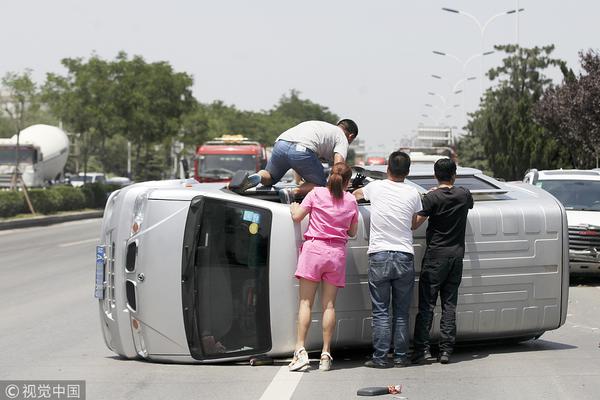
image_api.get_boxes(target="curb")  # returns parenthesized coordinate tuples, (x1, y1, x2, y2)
(0, 210, 104, 231)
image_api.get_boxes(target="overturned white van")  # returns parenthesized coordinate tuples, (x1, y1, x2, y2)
(96, 165, 569, 363)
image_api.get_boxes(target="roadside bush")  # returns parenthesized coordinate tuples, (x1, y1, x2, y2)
(0, 191, 24, 218)
(81, 183, 114, 209)
(50, 185, 86, 211)
(27, 188, 63, 214)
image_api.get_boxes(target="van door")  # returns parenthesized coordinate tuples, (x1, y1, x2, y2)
(181, 196, 273, 360)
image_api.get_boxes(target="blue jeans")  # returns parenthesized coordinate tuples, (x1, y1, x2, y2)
(368, 251, 415, 363)
(265, 140, 327, 186)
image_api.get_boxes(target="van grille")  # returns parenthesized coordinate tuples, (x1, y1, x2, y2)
(103, 241, 116, 313)
(569, 226, 600, 250)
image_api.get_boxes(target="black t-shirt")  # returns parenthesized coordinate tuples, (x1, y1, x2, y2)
(418, 186, 474, 258)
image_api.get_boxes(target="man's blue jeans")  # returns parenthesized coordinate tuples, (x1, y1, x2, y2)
(368, 251, 415, 364)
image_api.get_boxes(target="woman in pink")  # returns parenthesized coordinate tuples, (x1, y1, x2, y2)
(288, 162, 358, 371)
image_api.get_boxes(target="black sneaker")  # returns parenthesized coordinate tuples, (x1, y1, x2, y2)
(364, 359, 391, 369)
(278, 188, 294, 204)
(411, 349, 433, 364)
(438, 351, 450, 364)
(229, 171, 261, 193)
(394, 358, 411, 368)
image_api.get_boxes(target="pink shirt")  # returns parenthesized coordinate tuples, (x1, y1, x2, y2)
(300, 187, 359, 242)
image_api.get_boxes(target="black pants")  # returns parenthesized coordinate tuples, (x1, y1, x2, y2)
(413, 256, 463, 354)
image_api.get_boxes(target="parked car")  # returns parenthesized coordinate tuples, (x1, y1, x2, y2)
(95, 165, 569, 363)
(69, 172, 106, 187)
(106, 176, 133, 187)
(524, 169, 600, 275)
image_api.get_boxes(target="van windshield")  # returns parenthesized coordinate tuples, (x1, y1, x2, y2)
(198, 154, 257, 179)
(538, 180, 600, 211)
(182, 197, 272, 359)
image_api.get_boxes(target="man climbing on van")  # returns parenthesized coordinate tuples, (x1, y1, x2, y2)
(353, 151, 422, 368)
(229, 119, 358, 203)
(411, 158, 473, 365)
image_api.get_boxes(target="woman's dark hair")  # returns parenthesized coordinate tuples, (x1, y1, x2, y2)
(327, 162, 352, 200)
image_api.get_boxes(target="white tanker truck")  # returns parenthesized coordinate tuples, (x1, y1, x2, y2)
(0, 124, 69, 187)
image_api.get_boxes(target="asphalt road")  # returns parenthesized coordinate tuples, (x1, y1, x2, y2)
(1, 219, 599, 400)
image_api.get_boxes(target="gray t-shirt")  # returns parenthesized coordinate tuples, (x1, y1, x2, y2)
(276, 121, 349, 161)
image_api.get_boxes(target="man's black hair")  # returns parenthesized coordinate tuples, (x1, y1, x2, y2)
(388, 151, 410, 177)
(337, 119, 359, 136)
(434, 158, 457, 182)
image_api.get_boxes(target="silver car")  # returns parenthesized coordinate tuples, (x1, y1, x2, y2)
(96, 165, 569, 363)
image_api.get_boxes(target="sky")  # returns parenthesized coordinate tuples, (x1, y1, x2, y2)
(1, 0, 598, 152)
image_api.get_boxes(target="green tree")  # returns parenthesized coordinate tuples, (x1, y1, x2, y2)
(535, 49, 600, 168)
(271, 89, 339, 124)
(44, 56, 116, 176)
(455, 133, 491, 175)
(111, 52, 194, 180)
(1, 70, 39, 135)
(466, 45, 571, 180)
(44, 53, 194, 180)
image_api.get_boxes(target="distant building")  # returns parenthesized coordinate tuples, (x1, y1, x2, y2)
(350, 137, 366, 164)
(416, 126, 453, 147)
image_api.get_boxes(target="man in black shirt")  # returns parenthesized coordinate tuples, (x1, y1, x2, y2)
(412, 158, 473, 364)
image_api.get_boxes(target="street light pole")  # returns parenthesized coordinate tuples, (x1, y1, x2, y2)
(441, 7, 524, 93)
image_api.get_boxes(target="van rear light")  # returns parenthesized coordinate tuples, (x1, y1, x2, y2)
(126, 280, 137, 311)
(126, 242, 137, 272)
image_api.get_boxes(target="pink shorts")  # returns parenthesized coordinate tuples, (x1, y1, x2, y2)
(294, 238, 347, 288)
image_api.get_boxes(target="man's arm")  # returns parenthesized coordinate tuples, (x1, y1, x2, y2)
(412, 214, 428, 230)
(353, 188, 364, 201)
(333, 152, 345, 164)
(347, 221, 358, 237)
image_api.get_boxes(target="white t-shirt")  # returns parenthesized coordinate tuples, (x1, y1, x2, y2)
(362, 179, 423, 255)
(276, 121, 349, 161)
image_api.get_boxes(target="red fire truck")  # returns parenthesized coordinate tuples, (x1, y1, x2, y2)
(194, 135, 267, 183)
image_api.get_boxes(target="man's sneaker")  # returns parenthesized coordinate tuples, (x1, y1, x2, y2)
(394, 358, 411, 368)
(278, 188, 294, 204)
(288, 347, 310, 371)
(229, 171, 261, 193)
(319, 352, 333, 371)
(438, 351, 450, 364)
(411, 349, 433, 364)
(364, 359, 391, 369)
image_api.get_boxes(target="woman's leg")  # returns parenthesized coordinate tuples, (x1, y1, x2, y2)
(320, 281, 339, 354)
(295, 278, 320, 351)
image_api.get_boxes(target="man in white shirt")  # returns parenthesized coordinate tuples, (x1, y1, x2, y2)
(229, 119, 358, 203)
(353, 151, 422, 368)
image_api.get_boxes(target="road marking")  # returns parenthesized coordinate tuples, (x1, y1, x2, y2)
(59, 238, 98, 247)
(259, 366, 304, 400)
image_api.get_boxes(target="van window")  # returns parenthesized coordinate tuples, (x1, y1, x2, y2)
(408, 175, 500, 191)
(182, 197, 272, 359)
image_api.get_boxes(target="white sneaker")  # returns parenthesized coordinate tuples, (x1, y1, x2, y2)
(288, 347, 309, 371)
(319, 352, 333, 371)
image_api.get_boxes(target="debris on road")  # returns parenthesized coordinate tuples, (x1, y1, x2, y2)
(357, 384, 402, 396)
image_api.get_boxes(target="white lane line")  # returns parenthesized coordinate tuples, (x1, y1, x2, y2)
(59, 238, 98, 248)
(259, 366, 304, 400)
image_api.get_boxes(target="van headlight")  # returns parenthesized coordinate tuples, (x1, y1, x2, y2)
(104, 190, 120, 223)
(130, 190, 151, 237)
